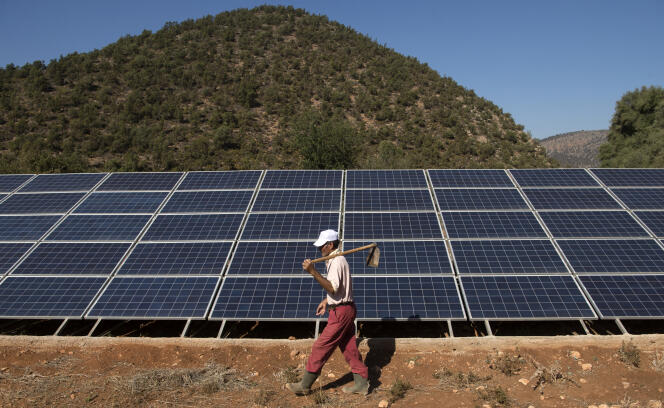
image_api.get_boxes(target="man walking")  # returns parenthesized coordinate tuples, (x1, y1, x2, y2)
(286, 229, 369, 396)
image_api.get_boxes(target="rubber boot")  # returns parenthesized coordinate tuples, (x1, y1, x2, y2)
(286, 371, 318, 396)
(342, 373, 369, 395)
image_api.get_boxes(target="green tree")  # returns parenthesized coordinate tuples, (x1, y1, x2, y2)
(291, 111, 359, 169)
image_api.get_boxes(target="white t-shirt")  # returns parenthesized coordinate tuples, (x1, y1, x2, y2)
(325, 250, 353, 306)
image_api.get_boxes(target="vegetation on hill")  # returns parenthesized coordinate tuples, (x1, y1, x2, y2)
(599, 86, 664, 167)
(539, 130, 607, 167)
(0, 5, 554, 173)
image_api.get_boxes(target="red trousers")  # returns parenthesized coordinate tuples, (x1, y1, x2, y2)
(306, 303, 369, 379)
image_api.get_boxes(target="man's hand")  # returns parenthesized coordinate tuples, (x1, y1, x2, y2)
(302, 259, 317, 275)
(316, 298, 328, 316)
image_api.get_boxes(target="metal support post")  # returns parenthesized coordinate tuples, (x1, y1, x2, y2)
(615, 319, 629, 335)
(578, 320, 591, 335)
(217, 320, 227, 339)
(484, 320, 493, 336)
(446, 320, 454, 338)
(87, 319, 101, 337)
(315, 320, 320, 339)
(54, 319, 69, 336)
(181, 319, 192, 338)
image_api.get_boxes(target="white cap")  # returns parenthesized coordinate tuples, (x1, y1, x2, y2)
(313, 229, 338, 247)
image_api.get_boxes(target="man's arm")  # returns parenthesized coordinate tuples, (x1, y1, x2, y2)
(302, 259, 336, 295)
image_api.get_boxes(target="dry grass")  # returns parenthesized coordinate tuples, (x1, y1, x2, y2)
(486, 351, 526, 376)
(619, 341, 640, 367)
(476, 386, 511, 407)
(309, 389, 330, 405)
(528, 360, 578, 390)
(433, 367, 492, 389)
(254, 388, 276, 406)
(274, 365, 300, 384)
(389, 378, 412, 402)
(651, 350, 664, 372)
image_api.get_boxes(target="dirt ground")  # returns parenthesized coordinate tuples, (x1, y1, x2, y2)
(1, 334, 664, 408)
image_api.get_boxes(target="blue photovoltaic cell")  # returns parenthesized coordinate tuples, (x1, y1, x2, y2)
(344, 212, 442, 240)
(226, 242, 319, 275)
(0, 193, 85, 214)
(0, 276, 106, 318)
(0, 215, 60, 240)
(523, 189, 621, 210)
(510, 169, 599, 187)
(579, 275, 664, 318)
(12, 242, 130, 275)
(635, 211, 664, 237)
(452, 240, 567, 274)
(46, 215, 150, 241)
(428, 170, 513, 187)
(461, 275, 595, 319)
(345, 190, 434, 211)
(252, 190, 341, 212)
(211, 277, 324, 319)
(540, 211, 649, 238)
(261, 170, 342, 189)
(88, 276, 218, 318)
(142, 214, 244, 241)
(613, 189, 664, 210)
(442, 212, 546, 239)
(592, 169, 664, 187)
(346, 241, 452, 275)
(435, 189, 527, 210)
(118, 242, 232, 275)
(162, 190, 253, 213)
(0, 175, 32, 192)
(242, 213, 339, 240)
(557, 239, 664, 274)
(354, 276, 465, 319)
(74, 192, 167, 213)
(19, 173, 105, 192)
(0, 194, 5, 201)
(0, 243, 33, 274)
(177, 171, 261, 190)
(346, 170, 427, 188)
(97, 172, 183, 191)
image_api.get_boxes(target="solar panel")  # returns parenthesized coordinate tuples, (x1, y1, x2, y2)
(510, 169, 599, 187)
(451, 240, 568, 274)
(345, 190, 434, 211)
(0, 276, 106, 318)
(0, 194, 5, 202)
(523, 189, 621, 210)
(434, 189, 528, 210)
(613, 189, 664, 209)
(354, 276, 466, 319)
(0, 193, 85, 214)
(0, 174, 32, 192)
(46, 215, 150, 241)
(343, 212, 442, 240)
(461, 275, 595, 320)
(178, 171, 261, 190)
(579, 274, 664, 318)
(0, 215, 61, 240)
(635, 211, 664, 237)
(210, 277, 324, 319)
(241, 213, 339, 240)
(261, 170, 342, 189)
(557, 239, 664, 274)
(0, 243, 33, 274)
(591, 169, 664, 187)
(142, 214, 244, 241)
(161, 190, 253, 213)
(346, 170, 427, 188)
(539, 211, 649, 238)
(226, 242, 319, 276)
(74, 192, 167, 214)
(97, 172, 183, 191)
(88, 276, 218, 318)
(12, 242, 130, 275)
(252, 190, 341, 212)
(117, 242, 232, 275)
(428, 170, 513, 187)
(442, 212, 547, 239)
(345, 241, 453, 275)
(19, 173, 105, 192)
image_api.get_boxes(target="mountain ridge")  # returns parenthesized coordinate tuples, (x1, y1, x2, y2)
(539, 130, 608, 168)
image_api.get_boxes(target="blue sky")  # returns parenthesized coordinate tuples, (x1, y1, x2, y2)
(1, 0, 662, 140)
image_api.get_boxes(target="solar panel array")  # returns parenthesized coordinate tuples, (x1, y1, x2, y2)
(0, 168, 663, 323)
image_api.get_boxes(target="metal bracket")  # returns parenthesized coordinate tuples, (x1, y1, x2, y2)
(615, 319, 629, 335)
(484, 320, 493, 336)
(54, 319, 69, 336)
(217, 320, 227, 339)
(446, 320, 454, 338)
(315, 320, 320, 339)
(578, 319, 591, 335)
(87, 319, 101, 337)
(181, 319, 192, 338)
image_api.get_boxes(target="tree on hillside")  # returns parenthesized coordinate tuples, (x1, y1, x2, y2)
(600, 86, 664, 167)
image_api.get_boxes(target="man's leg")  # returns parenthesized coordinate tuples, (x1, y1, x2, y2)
(306, 309, 345, 374)
(336, 305, 369, 394)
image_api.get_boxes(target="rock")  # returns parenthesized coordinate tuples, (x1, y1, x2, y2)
(611, 405, 622, 408)
(59, 349, 65, 354)
(528, 406, 535, 408)
(327, 373, 335, 378)
(378, 399, 390, 408)
(70, 394, 75, 399)
(599, 404, 610, 408)
(580, 378, 587, 384)
(570, 351, 581, 360)
(290, 350, 300, 359)
(647, 401, 663, 408)
(560, 395, 566, 400)
(482, 405, 491, 408)
(540, 395, 545, 400)
(581, 363, 593, 371)
(476, 385, 485, 391)
(622, 382, 630, 389)
(299, 354, 307, 360)
(588, 405, 598, 408)
(518, 378, 529, 386)
(68, 351, 73, 355)
(497, 351, 505, 356)
(452, 389, 458, 393)
(288, 336, 296, 340)
(407, 360, 415, 369)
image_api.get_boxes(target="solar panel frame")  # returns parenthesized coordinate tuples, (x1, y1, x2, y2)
(161, 190, 253, 213)
(460, 275, 597, 320)
(18, 173, 106, 192)
(117, 242, 233, 276)
(345, 189, 436, 211)
(0, 243, 34, 275)
(578, 274, 664, 319)
(0, 215, 62, 241)
(442, 212, 548, 239)
(0, 276, 107, 318)
(634, 211, 664, 237)
(97, 172, 183, 191)
(343, 212, 444, 240)
(177, 171, 262, 190)
(0, 193, 86, 214)
(141, 214, 245, 241)
(45, 214, 151, 241)
(74, 192, 168, 214)
(591, 168, 664, 187)
(540, 211, 650, 238)
(0, 174, 34, 193)
(510, 169, 599, 187)
(241, 213, 340, 241)
(251, 190, 342, 212)
(345, 170, 428, 189)
(611, 188, 664, 210)
(428, 169, 514, 188)
(523, 188, 622, 210)
(343, 240, 454, 276)
(434, 189, 528, 210)
(556, 239, 664, 274)
(261, 170, 343, 189)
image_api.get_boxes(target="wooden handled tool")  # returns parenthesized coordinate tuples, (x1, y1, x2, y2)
(311, 243, 380, 267)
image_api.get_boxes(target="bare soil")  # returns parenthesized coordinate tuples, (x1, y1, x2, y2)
(1, 334, 663, 408)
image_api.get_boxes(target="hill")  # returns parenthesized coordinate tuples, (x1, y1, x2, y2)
(0, 5, 554, 173)
(539, 130, 608, 167)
